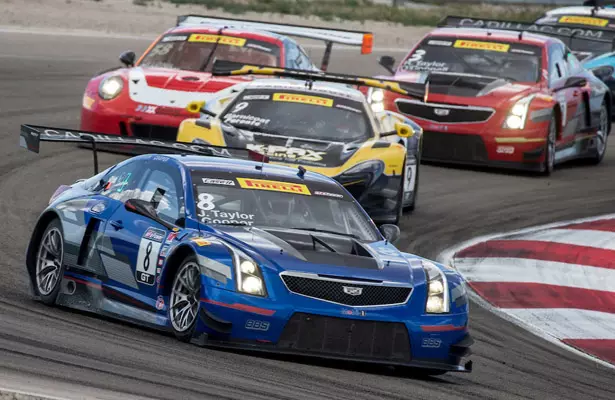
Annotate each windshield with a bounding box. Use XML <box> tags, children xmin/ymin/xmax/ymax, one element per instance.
<box><xmin>400</xmin><ymin>37</ymin><xmax>542</xmax><ymax>82</ymax></box>
<box><xmin>191</xmin><ymin>171</ymin><xmax>380</xmax><ymax>242</ymax></box>
<box><xmin>139</xmin><ymin>33</ymin><xmax>280</xmax><ymax>71</ymax></box>
<box><xmin>534</xmin><ymin>16</ymin><xmax>615</xmax><ymax>57</ymax></box>
<box><xmin>219</xmin><ymin>89</ymin><xmax>372</xmax><ymax>142</ymax></box>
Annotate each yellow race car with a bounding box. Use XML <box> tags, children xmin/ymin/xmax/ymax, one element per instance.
<box><xmin>177</xmin><ymin>62</ymin><xmax>425</xmax><ymax>225</ymax></box>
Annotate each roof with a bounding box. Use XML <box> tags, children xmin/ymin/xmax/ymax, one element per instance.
<box><xmin>428</xmin><ymin>27</ymin><xmax>554</xmax><ymax>47</ymax></box>
<box><xmin>165</xmin><ymin>25</ymin><xmax>287</xmax><ymax>45</ymax></box>
<box><xmin>242</xmin><ymin>79</ymin><xmax>366</xmax><ymax>101</ymax></box>
<box><xmin>546</xmin><ymin>6</ymin><xmax>615</xmax><ymax>18</ymax></box>
<box><xmin>161</xmin><ymin>154</ymin><xmax>338</xmax><ymax>186</ymax></box>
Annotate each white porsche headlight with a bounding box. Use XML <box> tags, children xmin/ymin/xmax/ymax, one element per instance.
<box><xmin>503</xmin><ymin>94</ymin><xmax>536</xmax><ymax>130</ymax></box>
<box><xmin>367</xmin><ymin>88</ymin><xmax>385</xmax><ymax>112</ymax></box>
<box><xmin>227</xmin><ymin>244</ymin><xmax>266</xmax><ymax>297</ymax></box>
<box><xmin>422</xmin><ymin>260</ymin><xmax>450</xmax><ymax>314</ymax></box>
<box><xmin>98</xmin><ymin>76</ymin><xmax>124</xmax><ymax>100</ymax></box>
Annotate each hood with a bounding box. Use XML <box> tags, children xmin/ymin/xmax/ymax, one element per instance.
<box><xmin>210</xmin><ymin>225</ymin><xmax>414</xmax><ymax>284</ymax></box>
<box><xmin>221</xmin><ymin>129</ymin><xmax>362</xmax><ymax>169</ymax></box>
<box><xmin>126</xmin><ymin>67</ymin><xmax>251</xmax><ymax>108</ymax></box>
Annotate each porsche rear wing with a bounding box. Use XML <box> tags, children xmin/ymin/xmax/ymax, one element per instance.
<box><xmin>439</xmin><ymin>15</ymin><xmax>615</xmax><ymax>53</ymax></box>
<box><xmin>19</xmin><ymin>125</ymin><xmax>268</xmax><ymax>175</ymax></box>
<box><xmin>211</xmin><ymin>60</ymin><xmax>426</xmax><ymax>100</ymax></box>
<box><xmin>176</xmin><ymin>14</ymin><xmax>373</xmax><ymax>71</ymax></box>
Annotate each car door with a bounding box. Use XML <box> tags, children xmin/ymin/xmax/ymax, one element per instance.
<box><xmin>101</xmin><ymin>158</ymin><xmax>185</xmax><ymax>305</ymax></box>
<box><xmin>548</xmin><ymin>43</ymin><xmax>583</xmax><ymax>142</ymax></box>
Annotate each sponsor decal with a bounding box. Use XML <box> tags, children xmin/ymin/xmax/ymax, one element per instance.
<box><xmin>245</xmin><ymin>144</ymin><xmax>325</xmax><ymax>163</ymax></box>
<box><xmin>90</xmin><ymin>202</ymin><xmax>106</xmax><ymax>214</ymax></box>
<box><xmin>161</xmin><ymin>35</ymin><xmax>188</xmax><ymax>42</ymax></box>
<box><xmin>202</xmin><ymin>178</ymin><xmax>235</xmax><ymax>186</ymax></box>
<box><xmin>188</xmin><ymin>34</ymin><xmax>246</xmax><ymax>46</ymax></box>
<box><xmin>427</xmin><ymin>40</ymin><xmax>452</xmax><ymax>46</ymax></box>
<box><xmin>558</xmin><ymin>16</ymin><xmax>608</xmax><ymax>27</ymax></box>
<box><xmin>497</xmin><ymin>146</ymin><xmax>515</xmax><ymax>155</ymax></box>
<box><xmin>245</xmin><ymin>43</ymin><xmax>273</xmax><ymax>52</ymax></box>
<box><xmin>434</xmin><ymin>108</ymin><xmax>450</xmax><ymax>116</ymax></box>
<box><xmin>166</xmin><ymin>231</ymin><xmax>178</xmax><ymax>243</ymax></box>
<box><xmin>156</xmin><ymin>295</ymin><xmax>165</xmax><ymax>310</ymax></box>
<box><xmin>242</xmin><ymin>94</ymin><xmax>270</xmax><ymax>100</ymax></box>
<box><xmin>196</xmin><ymin>192</ymin><xmax>255</xmax><ymax>225</ymax></box>
<box><xmin>135</xmin><ymin>104</ymin><xmax>157</xmax><ymax>114</ymax></box>
<box><xmin>453</xmin><ymin>40</ymin><xmax>510</xmax><ymax>53</ymax></box>
<box><xmin>421</xmin><ymin>338</ymin><xmax>442</xmax><ymax>348</ymax></box>
<box><xmin>272</xmin><ymin>93</ymin><xmax>333</xmax><ymax>107</ymax></box>
<box><xmin>136</xmin><ymin>227</ymin><xmax>165</xmax><ymax>285</ymax></box>
<box><xmin>342</xmin><ymin>286</ymin><xmax>363</xmax><ymax>296</ymax></box>
<box><xmin>152</xmin><ymin>155</ymin><xmax>169</xmax><ymax>162</ymax></box>
<box><xmin>191</xmin><ymin>238</ymin><xmax>211</xmax><ymax>246</ymax></box>
<box><xmin>158</xmin><ymin>258</ymin><xmax>164</xmax><ymax>267</ymax></box>
<box><xmin>342</xmin><ymin>309</ymin><xmax>367</xmax><ymax>316</ymax></box>
<box><xmin>335</xmin><ymin>104</ymin><xmax>362</xmax><ymax>113</ymax></box>
<box><xmin>237</xmin><ymin>178</ymin><xmax>311</xmax><ymax>195</ymax></box>
<box><xmin>245</xmin><ymin>319</ymin><xmax>270</xmax><ymax>331</ymax></box>
<box><xmin>314</xmin><ymin>190</ymin><xmax>344</xmax><ymax>199</ymax></box>
<box><xmin>160</xmin><ymin>244</ymin><xmax>171</xmax><ymax>257</ymax></box>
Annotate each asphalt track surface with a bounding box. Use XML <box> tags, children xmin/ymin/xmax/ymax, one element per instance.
<box><xmin>1</xmin><ymin>31</ymin><xmax>614</xmax><ymax>400</ymax></box>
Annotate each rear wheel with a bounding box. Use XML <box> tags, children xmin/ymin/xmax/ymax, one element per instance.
<box><xmin>540</xmin><ymin>114</ymin><xmax>557</xmax><ymax>176</ymax></box>
<box><xmin>169</xmin><ymin>256</ymin><xmax>201</xmax><ymax>342</ymax></box>
<box><xmin>35</xmin><ymin>219</ymin><xmax>65</xmax><ymax>305</ymax></box>
<box><xmin>590</xmin><ymin>100</ymin><xmax>609</xmax><ymax>164</ymax></box>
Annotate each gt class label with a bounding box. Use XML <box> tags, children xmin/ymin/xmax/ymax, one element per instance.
<box><xmin>136</xmin><ymin>227</ymin><xmax>165</xmax><ymax>286</ymax></box>
<box><xmin>453</xmin><ymin>40</ymin><xmax>510</xmax><ymax>52</ymax></box>
<box><xmin>236</xmin><ymin>178</ymin><xmax>311</xmax><ymax>195</ymax></box>
<box><xmin>188</xmin><ymin>34</ymin><xmax>246</xmax><ymax>46</ymax></box>
<box><xmin>558</xmin><ymin>16</ymin><xmax>608</xmax><ymax>27</ymax></box>
<box><xmin>272</xmin><ymin>93</ymin><xmax>333</xmax><ymax>107</ymax></box>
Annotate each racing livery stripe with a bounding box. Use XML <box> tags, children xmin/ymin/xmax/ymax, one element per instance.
<box><xmin>453</xmin><ymin>216</ymin><xmax>615</xmax><ymax>366</ymax></box>
<box><xmin>201</xmin><ymin>298</ymin><xmax>276</xmax><ymax>316</ymax></box>
<box><xmin>420</xmin><ymin>324</ymin><xmax>467</xmax><ymax>332</ymax></box>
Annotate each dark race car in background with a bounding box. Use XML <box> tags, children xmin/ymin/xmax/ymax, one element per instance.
<box><xmin>367</xmin><ymin>17</ymin><xmax>612</xmax><ymax>175</ymax></box>
<box><xmin>80</xmin><ymin>14</ymin><xmax>373</xmax><ymax>140</ymax></box>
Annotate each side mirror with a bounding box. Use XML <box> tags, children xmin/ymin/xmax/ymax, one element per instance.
<box><xmin>379</xmin><ymin>224</ymin><xmax>401</xmax><ymax>244</ymax></box>
<box><xmin>555</xmin><ymin>76</ymin><xmax>587</xmax><ymax>92</ymax></box>
<box><xmin>379</xmin><ymin>55</ymin><xmax>396</xmax><ymax>75</ymax></box>
<box><xmin>186</xmin><ymin>100</ymin><xmax>206</xmax><ymax>114</ymax></box>
<box><xmin>119</xmin><ymin>51</ymin><xmax>136</xmax><ymax>67</ymax></box>
<box><xmin>125</xmin><ymin>198</ymin><xmax>175</xmax><ymax>230</ymax></box>
<box><xmin>395</xmin><ymin>122</ymin><xmax>415</xmax><ymax>138</ymax></box>
<box><xmin>591</xmin><ymin>65</ymin><xmax>614</xmax><ymax>82</ymax></box>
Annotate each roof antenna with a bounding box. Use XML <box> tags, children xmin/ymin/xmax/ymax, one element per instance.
<box><xmin>255</xmin><ymin>144</ymin><xmax>267</xmax><ymax>171</ymax></box>
<box><xmin>297</xmin><ymin>165</ymin><xmax>306</xmax><ymax>178</ymax></box>
<box><xmin>518</xmin><ymin>31</ymin><xmax>523</xmax><ymax>40</ymax></box>
<box><xmin>305</xmin><ymin>79</ymin><xmax>314</xmax><ymax>90</ymax></box>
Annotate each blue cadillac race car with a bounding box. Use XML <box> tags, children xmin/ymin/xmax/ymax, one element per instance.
<box><xmin>19</xmin><ymin>125</ymin><xmax>472</xmax><ymax>375</ymax></box>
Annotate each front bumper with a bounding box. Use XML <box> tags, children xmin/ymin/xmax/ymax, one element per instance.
<box><xmin>193</xmin><ymin>285</ymin><xmax>472</xmax><ymax>373</ymax></box>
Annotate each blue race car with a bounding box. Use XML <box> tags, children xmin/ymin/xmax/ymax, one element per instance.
<box><xmin>20</xmin><ymin>125</ymin><xmax>472</xmax><ymax>375</ymax></box>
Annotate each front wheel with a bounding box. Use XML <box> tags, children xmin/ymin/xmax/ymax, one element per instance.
<box><xmin>169</xmin><ymin>256</ymin><xmax>202</xmax><ymax>342</ymax></box>
<box><xmin>35</xmin><ymin>219</ymin><xmax>65</xmax><ymax>305</ymax></box>
<box><xmin>540</xmin><ymin>114</ymin><xmax>557</xmax><ymax>176</ymax></box>
<box><xmin>391</xmin><ymin>158</ymin><xmax>406</xmax><ymax>225</ymax></box>
<box><xmin>589</xmin><ymin>100</ymin><xmax>609</xmax><ymax>164</ymax></box>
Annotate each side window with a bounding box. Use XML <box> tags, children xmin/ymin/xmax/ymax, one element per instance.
<box><xmin>566</xmin><ymin>49</ymin><xmax>581</xmax><ymax>73</ymax></box>
<box><xmin>296</xmin><ymin>45</ymin><xmax>314</xmax><ymax>70</ymax></box>
<box><xmin>100</xmin><ymin>162</ymin><xmax>142</xmax><ymax>202</ymax></box>
<box><xmin>284</xmin><ymin>41</ymin><xmax>300</xmax><ymax>69</ymax></box>
<box><xmin>549</xmin><ymin>44</ymin><xmax>567</xmax><ymax>87</ymax></box>
<box><xmin>137</xmin><ymin>161</ymin><xmax>185</xmax><ymax>226</ymax></box>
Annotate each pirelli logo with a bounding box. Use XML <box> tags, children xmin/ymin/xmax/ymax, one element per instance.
<box><xmin>272</xmin><ymin>93</ymin><xmax>333</xmax><ymax>107</ymax></box>
<box><xmin>237</xmin><ymin>178</ymin><xmax>311</xmax><ymax>195</ymax></box>
<box><xmin>453</xmin><ymin>40</ymin><xmax>510</xmax><ymax>53</ymax></box>
<box><xmin>558</xmin><ymin>16</ymin><xmax>608</xmax><ymax>27</ymax></box>
<box><xmin>188</xmin><ymin>34</ymin><xmax>246</xmax><ymax>46</ymax></box>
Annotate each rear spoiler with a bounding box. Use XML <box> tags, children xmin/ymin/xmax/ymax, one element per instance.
<box><xmin>211</xmin><ymin>60</ymin><xmax>426</xmax><ymax>100</ymax></box>
<box><xmin>19</xmin><ymin>125</ymin><xmax>268</xmax><ymax>175</ymax></box>
<box><xmin>439</xmin><ymin>15</ymin><xmax>615</xmax><ymax>51</ymax></box>
<box><xmin>176</xmin><ymin>14</ymin><xmax>373</xmax><ymax>71</ymax></box>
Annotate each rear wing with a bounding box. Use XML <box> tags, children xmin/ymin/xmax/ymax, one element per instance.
<box><xmin>438</xmin><ymin>15</ymin><xmax>615</xmax><ymax>53</ymax></box>
<box><xmin>176</xmin><ymin>14</ymin><xmax>373</xmax><ymax>71</ymax></box>
<box><xmin>19</xmin><ymin>125</ymin><xmax>268</xmax><ymax>175</ymax></box>
<box><xmin>211</xmin><ymin>60</ymin><xmax>426</xmax><ymax>100</ymax></box>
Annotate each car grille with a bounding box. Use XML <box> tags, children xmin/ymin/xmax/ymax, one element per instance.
<box><xmin>422</xmin><ymin>131</ymin><xmax>489</xmax><ymax>163</ymax></box>
<box><xmin>280</xmin><ymin>274</ymin><xmax>411</xmax><ymax>306</ymax></box>
<box><xmin>130</xmin><ymin>123</ymin><xmax>178</xmax><ymax>140</ymax></box>
<box><xmin>277</xmin><ymin>313</ymin><xmax>411</xmax><ymax>362</ymax></box>
<box><xmin>396</xmin><ymin>100</ymin><xmax>494</xmax><ymax>123</ymax></box>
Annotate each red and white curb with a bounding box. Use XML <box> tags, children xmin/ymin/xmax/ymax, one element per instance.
<box><xmin>438</xmin><ymin>214</ymin><xmax>615</xmax><ymax>369</ymax></box>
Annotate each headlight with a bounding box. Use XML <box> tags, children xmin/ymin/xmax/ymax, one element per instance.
<box><xmin>422</xmin><ymin>260</ymin><xmax>449</xmax><ymax>314</ymax></box>
<box><xmin>502</xmin><ymin>94</ymin><xmax>536</xmax><ymax>130</ymax></box>
<box><xmin>367</xmin><ymin>88</ymin><xmax>385</xmax><ymax>113</ymax></box>
<box><xmin>98</xmin><ymin>76</ymin><xmax>124</xmax><ymax>100</ymax></box>
<box><xmin>227</xmin><ymin>244</ymin><xmax>267</xmax><ymax>297</ymax></box>
<box><xmin>370</xmin><ymin>89</ymin><xmax>385</xmax><ymax>102</ymax></box>
<box><xmin>339</xmin><ymin>160</ymin><xmax>385</xmax><ymax>186</ymax></box>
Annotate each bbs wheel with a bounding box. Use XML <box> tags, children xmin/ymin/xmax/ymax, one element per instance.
<box><xmin>590</xmin><ymin>100</ymin><xmax>609</xmax><ymax>164</ymax></box>
<box><xmin>35</xmin><ymin>219</ymin><xmax>65</xmax><ymax>305</ymax></box>
<box><xmin>169</xmin><ymin>256</ymin><xmax>201</xmax><ymax>342</ymax></box>
<box><xmin>541</xmin><ymin>114</ymin><xmax>557</xmax><ymax>176</ymax></box>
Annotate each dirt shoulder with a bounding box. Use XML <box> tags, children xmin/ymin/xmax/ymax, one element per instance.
<box><xmin>0</xmin><ymin>0</ymin><xmax>432</xmax><ymax>48</ymax></box>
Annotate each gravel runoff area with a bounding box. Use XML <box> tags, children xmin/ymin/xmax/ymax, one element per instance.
<box><xmin>0</xmin><ymin>0</ymin><xmax>433</xmax><ymax>49</ymax></box>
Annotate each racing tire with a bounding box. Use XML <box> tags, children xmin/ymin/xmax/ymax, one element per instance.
<box><xmin>169</xmin><ymin>255</ymin><xmax>202</xmax><ymax>342</ymax></box>
<box><xmin>35</xmin><ymin>219</ymin><xmax>66</xmax><ymax>305</ymax></box>
<box><xmin>589</xmin><ymin>100</ymin><xmax>609</xmax><ymax>165</ymax></box>
<box><xmin>404</xmin><ymin>159</ymin><xmax>420</xmax><ymax>212</ymax></box>
<box><xmin>392</xmin><ymin>158</ymin><xmax>406</xmax><ymax>226</ymax></box>
<box><xmin>540</xmin><ymin>114</ymin><xmax>557</xmax><ymax>176</ymax></box>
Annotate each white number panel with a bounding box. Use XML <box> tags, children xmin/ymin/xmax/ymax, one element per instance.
<box><xmin>135</xmin><ymin>227</ymin><xmax>165</xmax><ymax>286</ymax></box>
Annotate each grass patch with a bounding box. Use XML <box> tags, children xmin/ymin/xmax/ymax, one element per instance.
<box><xmin>167</xmin><ymin>0</ymin><xmax>551</xmax><ymax>26</ymax></box>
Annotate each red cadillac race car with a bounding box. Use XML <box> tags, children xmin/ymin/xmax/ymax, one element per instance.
<box><xmin>365</xmin><ymin>16</ymin><xmax>612</xmax><ymax>175</ymax></box>
<box><xmin>80</xmin><ymin>15</ymin><xmax>373</xmax><ymax>140</ymax></box>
